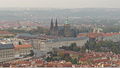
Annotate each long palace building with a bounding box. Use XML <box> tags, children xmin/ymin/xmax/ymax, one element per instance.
<box><xmin>77</xmin><ymin>31</ymin><xmax>120</xmax><ymax>42</ymax></box>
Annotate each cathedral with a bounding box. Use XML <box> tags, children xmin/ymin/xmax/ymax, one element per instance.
<box><xmin>49</xmin><ymin>18</ymin><xmax>76</xmax><ymax>37</ymax></box>
<box><xmin>49</xmin><ymin>18</ymin><xmax>59</xmax><ymax>36</ymax></box>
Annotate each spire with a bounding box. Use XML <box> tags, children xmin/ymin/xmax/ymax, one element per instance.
<box><xmin>55</xmin><ymin>18</ymin><xmax>58</xmax><ymax>29</ymax></box>
<box><xmin>54</xmin><ymin>18</ymin><xmax>59</xmax><ymax>36</ymax></box>
<box><xmin>50</xmin><ymin>18</ymin><xmax>54</xmax><ymax>30</ymax></box>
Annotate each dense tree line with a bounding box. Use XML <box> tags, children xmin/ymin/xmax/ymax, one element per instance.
<box><xmin>45</xmin><ymin>51</ymin><xmax>78</xmax><ymax>64</ymax></box>
<box><xmin>60</xmin><ymin>43</ymin><xmax>80</xmax><ymax>52</ymax></box>
<box><xmin>45</xmin><ymin>43</ymin><xmax>80</xmax><ymax>64</ymax></box>
<box><xmin>84</xmin><ymin>40</ymin><xmax>120</xmax><ymax>54</ymax></box>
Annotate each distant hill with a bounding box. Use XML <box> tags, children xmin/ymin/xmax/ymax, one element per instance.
<box><xmin>0</xmin><ymin>8</ymin><xmax>120</xmax><ymax>25</ymax></box>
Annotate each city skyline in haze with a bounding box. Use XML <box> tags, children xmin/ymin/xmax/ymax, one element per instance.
<box><xmin>0</xmin><ymin>0</ymin><xmax>119</xmax><ymax>8</ymax></box>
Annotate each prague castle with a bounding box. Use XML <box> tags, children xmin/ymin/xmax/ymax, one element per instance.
<box><xmin>49</xmin><ymin>18</ymin><xmax>74</xmax><ymax>37</ymax></box>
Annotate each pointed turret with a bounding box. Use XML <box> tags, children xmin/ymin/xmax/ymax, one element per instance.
<box><xmin>50</xmin><ymin>18</ymin><xmax>54</xmax><ymax>31</ymax></box>
<box><xmin>54</xmin><ymin>18</ymin><xmax>59</xmax><ymax>36</ymax></box>
<box><xmin>54</xmin><ymin>18</ymin><xmax>58</xmax><ymax>30</ymax></box>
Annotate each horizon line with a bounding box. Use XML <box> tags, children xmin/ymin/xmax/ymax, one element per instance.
<box><xmin>0</xmin><ymin>7</ymin><xmax>120</xmax><ymax>9</ymax></box>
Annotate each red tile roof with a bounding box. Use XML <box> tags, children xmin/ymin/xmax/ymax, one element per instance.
<box><xmin>104</xmin><ymin>64</ymin><xmax>111</xmax><ymax>67</ymax></box>
<box><xmin>93</xmin><ymin>59</ymin><xmax>110</xmax><ymax>63</ymax></box>
<box><xmin>14</xmin><ymin>44</ymin><xmax>32</xmax><ymax>49</ymax></box>
<box><xmin>35</xmin><ymin>60</ymin><xmax>44</xmax><ymax>64</ymax></box>
<box><xmin>15</xmin><ymin>61</ymin><xmax>31</xmax><ymax>64</ymax></box>
<box><xmin>0</xmin><ymin>31</ymin><xmax>13</xmax><ymax>34</ymax></box>
<box><xmin>79</xmin><ymin>57</ymin><xmax>89</xmax><ymax>61</ymax></box>
<box><xmin>77</xmin><ymin>32</ymin><xmax>120</xmax><ymax>38</ymax></box>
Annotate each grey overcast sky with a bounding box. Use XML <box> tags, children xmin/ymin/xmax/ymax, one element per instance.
<box><xmin>0</xmin><ymin>0</ymin><xmax>119</xmax><ymax>8</ymax></box>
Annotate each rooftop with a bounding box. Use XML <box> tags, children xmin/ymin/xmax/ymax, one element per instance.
<box><xmin>47</xmin><ymin>37</ymin><xmax>89</xmax><ymax>42</ymax></box>
<box><xmin>77</xmin><ymin>32</ymin><xmax>120</xmax><ymax>38</ymax></box>
<box><xmin>14</xmin><ymin>44</ymin><xmax>32</xmax><ymax>49</ymax></box>
<box><xmin>0</xmin><ymin>31</ymin><xmax>13</xmax><ymax>35</ymax></box>
<box><xmin>0</xmin><ymin>44</ymin><xmax>14</xmax><ymax>50</ymax></box>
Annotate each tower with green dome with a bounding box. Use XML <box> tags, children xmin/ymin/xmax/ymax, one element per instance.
<box><xmin>64</xmin><ymin>17</ymin><xmax>72</xmax><ymax>37</ymax></box>
<box><xmin>65</xmin><ymin>17</ymin><xmax>69</xmax><ymax>24</ymax></box>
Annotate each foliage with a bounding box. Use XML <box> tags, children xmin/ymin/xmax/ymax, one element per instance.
<box><xmin>60</xmin><ymin>43</ymin><xmax>80</xmax><ymax>52</ymax></box>
<box><xmin>84</xmin><ymin>40</ymin><xmax>120</xmax><ymax>54</ymax></box>
<box><xmin>70</xmin><ymin>58</ymin><xmax>78</xmax><ymax>64</ymax></box>
<box><xmin>18</xmin><ymin>41</ymin><xmax>22</xmax><ymax>45</ymax></box>
<box><xmin>29</xmin><ymin>50</ymin><xmax>34</xmax><ymax>56</ymax></box>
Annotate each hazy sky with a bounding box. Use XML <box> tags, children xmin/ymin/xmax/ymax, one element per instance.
<box><xmin>0</xmin><ymin>0</ymin><xmax>119</xmax><ymax>8</ymax></box>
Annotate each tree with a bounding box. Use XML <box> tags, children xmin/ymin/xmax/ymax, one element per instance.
<box><xmin>29</xmin><ymin>50</ymin><xmax>34</xmax><ymax>56</ymax></box>
<box><xmin>73</xmin><ymin>47</ymin><xmax>80</xmax><ymax>52</ymax></box>
<box><xmin>45</xmin><ymin>57</ymin><xmax>53</xmax><ymax>62</ymax></box>
<box><xmin>71</xmin><ymin>58</ymin><xmax>78</xmax><ymax>64</ymax></box>
<box><xmin>18</xmin><ymin>41</ymin><xmax>22</xmax><ymax>45</ymax></box>
<box><xmin>63</xmin><ymin>53</ymin><xmax>72</xmax><ymax>62</ymax></box>
<box><xmin>69</xmin><ymin>43</ymin><xmax>77</xmax><ymax>50</ymax></box>
<box><xmin>84</xmin><ymin>40</ymin><xmax>120</xmax><ymax>54</ymax></box>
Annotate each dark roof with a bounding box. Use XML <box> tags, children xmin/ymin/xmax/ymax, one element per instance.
<box><xmin>15</xmin><ymin>33</ymin><xmax>37</xmax><ymax>39</ymax></box>
<box><xmin>16</xmin><ymin>33</ymin><xmax>59</xmax><ymax>40</ymax></box>
<box><xmin>47</xmin><ymin>37</ymin><xmax>89</xmax><ymax>42</ymax></box>
<box><xmin>0</xmin><ymin>44</ymin><xmax>14</xmax><ymax>50</ymax></box>
<box><xmin>16</xmin><ymin>33</ymin><xmax>37</xmax><ymax>38</ymax></box>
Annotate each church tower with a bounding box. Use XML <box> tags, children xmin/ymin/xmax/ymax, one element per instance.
<box><xmin>50</xmin><ymin>18</ymin><xmax>54</xmax><ymax>31</ymax></box>
<box><xmin>64</xmin><ymin>17</ymin><xmax>72</xmax><ymax>37</ymax></box>
<box><xmin>49</xmin><ymin>18</ymin><xmax>55</xmax><ymax>35</ymax></box>
<box><xmin>55</xmin><ymin>19</ymin><xmax>58</xmax><ymax>30</ymax></box>
<box><xmin>54</xmin><ymin>18</ymin><xmax>59</xmax><ymax>35</ymax></box>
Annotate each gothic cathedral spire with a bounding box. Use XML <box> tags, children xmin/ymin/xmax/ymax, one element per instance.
<box><xmin>55</xmin><ymin>18</ymin><xmax>58</xmax><ymax>30</ymax></box>
<box><xmin>50</xmin><ymin>18</ymin><xmax>54</xmax><ymax>31</ymax></box>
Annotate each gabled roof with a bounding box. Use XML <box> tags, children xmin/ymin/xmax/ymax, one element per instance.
<box><xmin>0</xmin><ymin>44</ymin><xmax>14</xmax><ymax>50</ymax></box>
